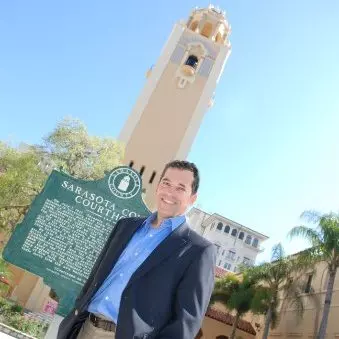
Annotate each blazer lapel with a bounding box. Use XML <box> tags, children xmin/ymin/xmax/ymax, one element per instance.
<box><xmin>125</xmin><ymin>222</ymin><xmax>190</xmax><ymax>289</ymax></box>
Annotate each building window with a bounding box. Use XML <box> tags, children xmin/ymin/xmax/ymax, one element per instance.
<box><xmin>305</xmin><ymin>274</ymin><xmax>313</xmax><ymax>293</ymax></box>
<box><xmin>243</xmin><ymin>257</ymin><xmax>251</xmax><ymax>266</ymax></box>
<box><xmin>245</xmin><ymin>235</ymin><xmax>252</xmax><ymax>245</ymax></box>
<box><xmin>215</xmin><ymin>32</ymin><xmax>224</xmax><ymax>44</ymax></box>
<box><xmin>129</xmin><ymin>161</ymin><xmax>134</xmax><ymax>168</ymax></box>
<box><xmin>252</xmin><ymin>238</ymin><xmax>259</xmax><ymax>248</ymax></box>
<box><xmin>238</xmin><ymin>231</ymin><xmax>244</xmax><ymax>240</ymax></box>
<box><xmin>222</xmin><ymin>250</ymin><xmax>225</xmax><ymax>256</ymax></box>
<box><xmin>218</xmin><ymin>260</ymin><xmax>222</xmax><ymax>266</ymax></box>
<box><xmin>190</xmin><ymin>20</ymin><xmax>198</xmax><ymax>32</ymax></box>
<box><xmin>227</xmin><ymin>250</ymin><xmax>236</xmax><ymax>261</ymax></box>
<box><xmin>224</xmin><ymin>225</ymin><xmax>230</xmax><ymax>233</ymax></box>
<box><xmin>223</xmin><ymin>263</ymin><xmax>231</xmax><ymax>270</ymax></box>
<box><xmin>216</xmin><ymin>222</ymin><xmax>223</xmax><ymax>231</ymax></box>
<box><xmin>231</xmin><ymin>229</ymin><xmax>238</xmax><ymax>237</ymax></box>
<box><xmin>214</xmin><ymin>244</ymin><xmax>220</xmax><ymax>254</ymax></box>
<box><xmin>185</xmin><ymin>55</ymin><xmax>199</xmax><ymax>69</ymax></box>
<box><xmin>149</xmin><ymin>171</ymin><xmax>156</xmax><ymax>184</ymax></box>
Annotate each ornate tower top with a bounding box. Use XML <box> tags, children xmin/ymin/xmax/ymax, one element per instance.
<box><xmin>120</xmin><ymin>6</ymin><xmax>231</xmax><ymax>208</ymax></box>
<box><xmin>186</xmin><ymin>5</ymin><xmax>231</xmax><ymax>46</ymax></box>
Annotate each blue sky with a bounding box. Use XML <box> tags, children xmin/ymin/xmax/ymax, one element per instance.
<box><xmin>1</xmin><ymin>1</ymin><xmax>338</xmax><ymax>261</ymax></box>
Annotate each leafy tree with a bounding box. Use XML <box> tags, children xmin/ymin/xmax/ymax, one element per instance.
<box><xmin>0</xmin><ymin>118</ymin><xmax>124</xmax><ymax>237</ymax></box>
<box><xmin>289</xmin><ymin>211</ymin><xmax>339</xmax><ymax>339</ymax></box>
<box><xmin>39</xmin><ymin>118</ymin><xmax>124</xmax><ymax>179</ymax></box>
<box><xmin>210</xmin><ymin>272</ymin><xmax>267</xmax><ymax>339</ymax></box>
<box><xmin>0</xmin><ymin>142</ymin><xmax>46</xmax><ymax>235</ymax></box>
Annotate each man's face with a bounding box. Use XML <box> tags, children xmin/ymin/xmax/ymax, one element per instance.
<box><xmin>156</xmin><ymin>167</ymin><xmax>197</xmax><ymax>218</ymax></box>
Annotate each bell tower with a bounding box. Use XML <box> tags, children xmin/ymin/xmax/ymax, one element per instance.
<box><xmin>119</xmin><ymin>6</ymin><xmax>231</xmax><ymax>208</ymax></box>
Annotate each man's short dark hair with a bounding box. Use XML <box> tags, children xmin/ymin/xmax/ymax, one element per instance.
<box><xmin>159</xmin><ymin>160</ymin><xmax>200</xmax><ymax>195</ymax></box>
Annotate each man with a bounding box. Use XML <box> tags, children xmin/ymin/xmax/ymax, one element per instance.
<box><xmin>58</xmin><ymin>160</ymin><xmax>216</xmax><ymax>339</ymax></box>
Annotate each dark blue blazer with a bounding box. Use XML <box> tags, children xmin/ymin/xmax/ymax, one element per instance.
<box><xmin>57</xmin><ymin>217</ymin><xmax>216</xmax><ymax>339</ymax></box>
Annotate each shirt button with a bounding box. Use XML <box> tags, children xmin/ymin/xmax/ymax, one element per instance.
<box><xmin>74</xmin><ymin>309</ymin><xmax>79</xmax><ymax>316</ymax></box>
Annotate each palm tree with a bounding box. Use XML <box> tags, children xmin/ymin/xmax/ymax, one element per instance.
<box><xmin>247</xmin><ymin>243</ymin><xmax>315</xmax><ymax>339</ymax></box>
<box><xmin>210</xmin><ymin>272</ymin><xmax>265</xmax><ymax>339</ymax></box>
<box><xmin>289</xmin><ymin>211</ymin><xmax>339</xmax><ymax>339</ymax></box>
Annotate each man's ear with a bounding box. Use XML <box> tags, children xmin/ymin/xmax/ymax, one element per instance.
<box><xmin>190</xmin><ymin>193</ymin><xmax>198</xmax><ymax>206</ymax></box>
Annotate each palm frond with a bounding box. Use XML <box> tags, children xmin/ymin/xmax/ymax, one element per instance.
<box><xmin>288</xmin><ymin>226</ymin><xmax>322</xmax><ymax>247</ymax></box>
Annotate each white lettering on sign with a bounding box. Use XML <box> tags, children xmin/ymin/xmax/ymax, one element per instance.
<box><xmin>62</xmin><ymin>181</ymin><xmax>141</xmax><ymax>219</ymax></box>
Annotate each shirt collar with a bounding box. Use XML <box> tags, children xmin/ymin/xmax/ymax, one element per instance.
<box><xmin>145</xmin><ymin>212</ymin><xmax>186</xmax><ymax>232</ymax></box>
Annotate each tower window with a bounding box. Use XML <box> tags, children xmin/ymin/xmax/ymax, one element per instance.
<box><xmin>190</xmin><ymin>20</ymin><xmax>198</xmax><ymax>32</ymax></box>
<box><xmin>149</xmin><ymin>171</ymin><xmax>156</xmax><ymax>184</ymax></box>
<box><xmin>185</xmin><ymin>55</ymin><xmax>199</xmax><ymax>69</ymax></box>
<box><xmin>238</xmin><ymin>231</ymin><xmax>244</xmax><ymax>240</ymax></box>
<box><xmin>201</xmin><ymin>22</ymin><xmax>213</xmax><ymax>38</ymax></box>
<box><xmin>215</xmin><ymin>32</ymin><xmax>224</xmax><ymax>44</ymax></box>
<box><xmin>129</xmin><ymin>161</ymin><xmax>134</xmax><ymax>168</ymax></box>
<box><xmin>140</xmin><ymin>166</ymin><xmax>145</xmax><ymax>176</ymax></box>
<box><xmin>224</xmin><ymin>225</ymin><xmax>230</xmax><ymax>233</ymax></box>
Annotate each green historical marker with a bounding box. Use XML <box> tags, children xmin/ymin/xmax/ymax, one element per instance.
<box><xmin>3</xmin><ymin>166</ymin><xmax>150</xmax><ymax>316</ymax></box>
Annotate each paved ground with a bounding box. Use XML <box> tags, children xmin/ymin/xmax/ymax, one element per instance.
<box><xmin>0</xmin><ymin>333</ymin><xmax>15</xmax><ymax>339</ymax></box>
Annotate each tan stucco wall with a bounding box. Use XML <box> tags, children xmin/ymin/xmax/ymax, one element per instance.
<box><xmin>9</xmin><ymin>270</ymin><xmax>39</xmax><ymax>305</ymax></box>
<box><xmin>202</xmin><ymin>316</ymin><xmax>255</xmax><ymax>339</ymax></box>
<box><xmin>124</xmin><ymin>62</ymin><xmax>208</xmax><ymax>208</ymax></box>
<box><xmin>250</xmin><ymin>261</ymin><xmax>339</xmax><ymax>339</ymax></box>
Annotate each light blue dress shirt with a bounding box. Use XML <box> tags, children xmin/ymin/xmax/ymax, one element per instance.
<box><xmin>87</xmin><ymin>213</ymin><xmax>186</xmax><ymax>323</ymax></box>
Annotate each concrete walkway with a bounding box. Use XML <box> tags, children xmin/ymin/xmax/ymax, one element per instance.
<box><xmin>0</xmin><ymin>333</ymin><xmax>16</xmax><ymax>339</ymax></box>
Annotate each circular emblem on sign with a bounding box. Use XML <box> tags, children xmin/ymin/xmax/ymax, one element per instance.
<box><xmin>108</xmin><ymin>167</ymin><xmax>141</xmax><ymax>199</ymax></box>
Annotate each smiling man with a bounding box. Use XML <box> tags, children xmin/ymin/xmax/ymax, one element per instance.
<box><xmin>58</xmin><ymin>160</ymin><xmax>216</xmax><ymax>339</ymax></box>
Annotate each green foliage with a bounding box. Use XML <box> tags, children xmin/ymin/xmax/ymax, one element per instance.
<box><xmin>245</xmin><ymin>243</ymin><xmax>317</xmax><ymax>339</ymax></box>
<box><xmin>0</xmin><ymin>254</ymin><xmax>12</xmax><ymax>295</ymax></box>
<box><xmin>0</xmin><ymin>297</ymin><xmax>23</xmax><ymax>317</ymax></box>
<box><xmin>41</xmin><ymin>117</ymin><xmax>124</xmax><ymax>179</ymax></box>
<box><xmin>210</xmin><ymin>272</ymin><xmax>269</xmax><ymax>339</ymax></box>
<box><xmin>0</xmin><ymin>142</ymin><xmax>46</xmax><ymax>234</ymax></box>
<box><xmin>289</xmin><ymin>211</ymin><xmax>339</xmax><ymax>270</ymax></box>
<box><xmin>211</xmin><ymin>273</ymin><xmax>267</xmax><ymax>316</ymax></box>
<box><xmin>0</xmin><ymin>117</ymin><xmax>124</xmax><ymax>236</ymax></box>
<box><xmin>0</xmin><ymin>297</ymin><xmax>48</xmax><ymax>338</ymax></box>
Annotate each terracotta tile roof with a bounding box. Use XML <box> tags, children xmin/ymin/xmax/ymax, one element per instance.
<box><xmin>206</xmin><ymin>307</ymin><xmax>256</xmax><ymax>336</ymax></box>
<box><xmin>215</xmin><ymin>266</ymin><xmax>229</xmax><ymax>278</ymax></box>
